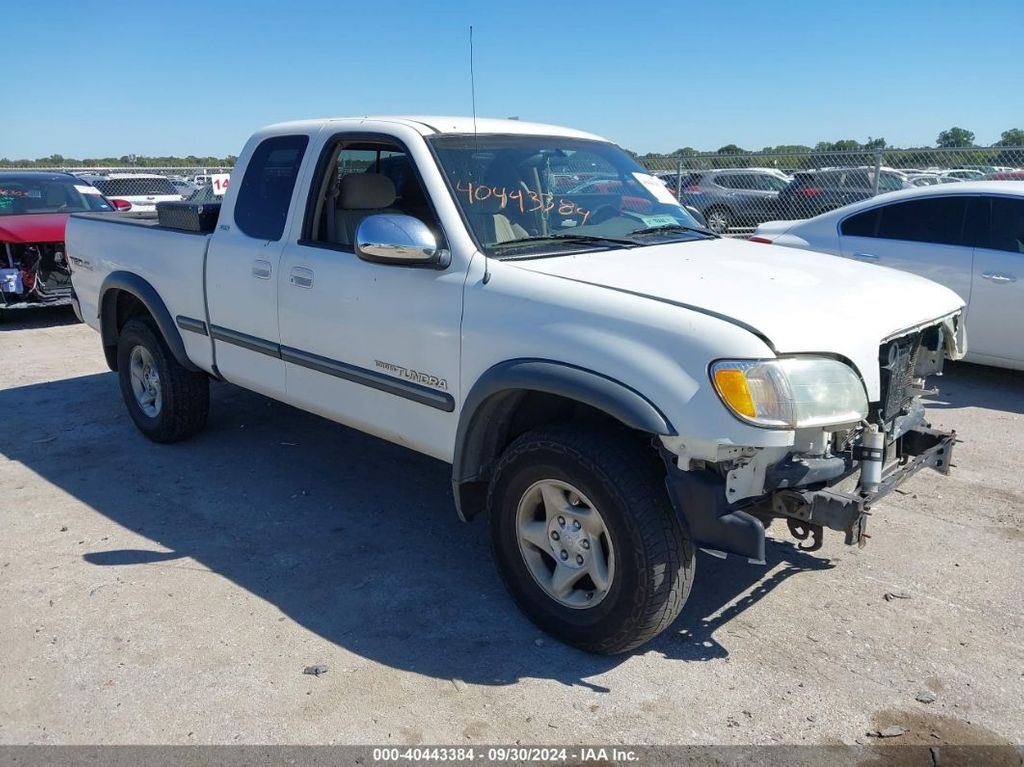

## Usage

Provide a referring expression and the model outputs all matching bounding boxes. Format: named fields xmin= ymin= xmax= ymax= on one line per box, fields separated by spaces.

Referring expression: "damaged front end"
xmin=661 ymin=315 xmax=962 ymax=563
xmin=1 ymin=241 xmax=74 ymax=310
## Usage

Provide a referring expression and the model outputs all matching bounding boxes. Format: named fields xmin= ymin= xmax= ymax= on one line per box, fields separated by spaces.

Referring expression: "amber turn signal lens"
xmin=713 ymin=368 xmax=757 ymax=419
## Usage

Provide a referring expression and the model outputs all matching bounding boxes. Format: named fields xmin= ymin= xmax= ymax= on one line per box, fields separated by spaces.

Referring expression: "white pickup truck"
xmin=67 ymin=117 xmax=965 ymax=653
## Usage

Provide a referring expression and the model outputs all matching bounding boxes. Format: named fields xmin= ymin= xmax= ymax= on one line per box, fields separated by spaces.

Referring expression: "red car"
xmin=985 ymin=170 xmax=1024 ymax=181
xmin=0 ymin=171 xmax=118 ymax=319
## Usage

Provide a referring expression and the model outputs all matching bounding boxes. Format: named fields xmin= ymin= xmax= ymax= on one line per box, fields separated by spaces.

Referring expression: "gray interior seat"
xmin=331 ymin=174 xmax=398 ymax=247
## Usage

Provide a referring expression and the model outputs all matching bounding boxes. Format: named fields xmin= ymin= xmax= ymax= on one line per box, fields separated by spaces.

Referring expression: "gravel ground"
xmin=0 ymin=306 xmax=1022 ymax=748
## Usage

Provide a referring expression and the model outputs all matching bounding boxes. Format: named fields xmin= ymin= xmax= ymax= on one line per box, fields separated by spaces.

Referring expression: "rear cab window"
xmin=234 ymin=134 xmax=309 ymax=241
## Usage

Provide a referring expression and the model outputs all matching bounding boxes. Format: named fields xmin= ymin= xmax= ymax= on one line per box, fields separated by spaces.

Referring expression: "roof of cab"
xmin=260 ymin=116 xmax=607 ymax=142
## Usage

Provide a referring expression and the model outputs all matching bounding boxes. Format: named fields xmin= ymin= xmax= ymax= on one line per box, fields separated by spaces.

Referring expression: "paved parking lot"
xmin=1 ymin=308 xmax=1022 ymax=747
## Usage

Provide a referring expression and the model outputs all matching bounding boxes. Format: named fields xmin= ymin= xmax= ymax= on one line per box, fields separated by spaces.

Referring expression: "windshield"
xmin=93 ymin=177 xmax=179 ymax=197
xmin=428 ymin=134 xmax=707 ymax=257
xmin=0 ymin=175 xmax=113 ymax=216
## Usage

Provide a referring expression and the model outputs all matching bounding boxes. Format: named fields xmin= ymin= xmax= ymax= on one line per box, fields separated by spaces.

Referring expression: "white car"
xmin=905 ymin=173 xmax=941 ymax=187
xmin=940 ymin=169 xmax=985 ymax=182
xmin=91 ymin=173 xmax=182 ymax=216
xmin=754 ymin=181 xmax=1024 ymax=369
xmin=66 ymin=116 xmax=964 ymax=653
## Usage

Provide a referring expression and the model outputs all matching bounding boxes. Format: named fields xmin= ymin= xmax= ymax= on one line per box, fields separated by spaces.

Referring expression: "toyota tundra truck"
xmin=66 ymin=117 xmax=965 ymax=653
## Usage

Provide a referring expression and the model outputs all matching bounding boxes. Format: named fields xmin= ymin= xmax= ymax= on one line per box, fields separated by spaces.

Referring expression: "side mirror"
xmin=355 ymin=214 xmax=447 ymax=267
xmin=110 ymin=198 xmax=133 ymax=212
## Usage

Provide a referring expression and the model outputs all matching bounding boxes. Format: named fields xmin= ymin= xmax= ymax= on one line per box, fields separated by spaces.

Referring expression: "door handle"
xmin=252 ymin=260 xmax=272 ymax=279
xmin=289 ymin=267 xmax=314 ymax=289
xmin=854 ymin=252 xmax=880 ymax=260
xmin=981 ymin=272 xmax=1016 ymax=284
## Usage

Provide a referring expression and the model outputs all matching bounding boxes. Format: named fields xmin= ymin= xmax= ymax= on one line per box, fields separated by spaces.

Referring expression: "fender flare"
xmin=451 ymin=359 xmax=675 ymax=519
xmin=99 ymin=271 xmax=200 ymax=373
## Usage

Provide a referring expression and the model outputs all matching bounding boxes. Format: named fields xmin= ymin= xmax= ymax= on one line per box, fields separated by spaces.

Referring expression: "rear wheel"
xmin=488 ymin=424 xmax=695 ymax=654
xmin=116 ymin=317 xmax=209 ymax=443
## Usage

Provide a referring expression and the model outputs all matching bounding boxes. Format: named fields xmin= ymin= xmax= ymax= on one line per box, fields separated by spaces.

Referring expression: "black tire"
xmin=116 ymin=317 xmax=209 ymax=443
xmin=488 ymin=424 xmax=695 ymax=654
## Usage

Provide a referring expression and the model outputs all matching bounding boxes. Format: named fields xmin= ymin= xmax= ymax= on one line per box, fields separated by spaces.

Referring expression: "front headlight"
xmin=711 ymin=356 xmax=868 ymax=429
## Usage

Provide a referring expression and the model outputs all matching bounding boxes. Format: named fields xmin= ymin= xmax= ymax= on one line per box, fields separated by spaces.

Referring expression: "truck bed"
xmin=66 ymin=211 xmax=216 ymax=373
xmin=74 ymin=199 xmax=220 ymax=234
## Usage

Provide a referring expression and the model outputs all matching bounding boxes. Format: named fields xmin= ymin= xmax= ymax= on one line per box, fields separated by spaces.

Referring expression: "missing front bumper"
xmin=768 ymin=426 xmax=956 ymax=547
xmin=662 ymin=425 xmax=956 ymax=562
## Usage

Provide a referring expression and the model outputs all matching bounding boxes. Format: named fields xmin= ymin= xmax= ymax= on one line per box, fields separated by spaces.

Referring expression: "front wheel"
xmin=116 ymin=317 xmax=209 ymax=443
xmin=488 ymin=425 xmax=695 ymax=654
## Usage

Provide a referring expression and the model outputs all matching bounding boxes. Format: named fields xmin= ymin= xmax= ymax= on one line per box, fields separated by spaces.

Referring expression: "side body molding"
xmin=451 ymin=358 xmax=676 ymax=520
xmin=99 ymin=271 xmax=201 ymax=373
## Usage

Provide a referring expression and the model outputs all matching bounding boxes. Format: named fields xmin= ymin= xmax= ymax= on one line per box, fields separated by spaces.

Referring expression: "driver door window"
xmin=312 ymin=144 xmax=438 ymax=250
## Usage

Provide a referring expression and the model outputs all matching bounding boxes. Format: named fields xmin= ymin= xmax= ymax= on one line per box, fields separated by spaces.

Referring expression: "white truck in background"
xmin=66 ymin=117 xmax=965 ymax=653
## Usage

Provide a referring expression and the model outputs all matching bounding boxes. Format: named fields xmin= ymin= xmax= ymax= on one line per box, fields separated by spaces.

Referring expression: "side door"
xmin=277 ymin=133 xmax=465 ymax=461
xmin=965 ymin=195 xmax=1024 ymax=363
xmin=837 ymin=195 xmax=974 ymax=305
xmin=204 ymin=133 xmax=310 ymax=398
xmin=733 ymin=173 xmax=781 ymax=224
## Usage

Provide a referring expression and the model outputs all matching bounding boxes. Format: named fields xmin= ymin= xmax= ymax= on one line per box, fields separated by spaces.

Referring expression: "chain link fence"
xmin=639 ymin=146 xmax=1024 ymax=236
xmin=6 ymin=148 xmax=1024 ymax=231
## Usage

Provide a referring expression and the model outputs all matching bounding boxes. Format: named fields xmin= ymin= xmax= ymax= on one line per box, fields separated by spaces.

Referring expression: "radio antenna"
xmin=469 ymin=24 xmax=490 ymax=286
xmin=469 ymin=25 xmax=478 ymax=138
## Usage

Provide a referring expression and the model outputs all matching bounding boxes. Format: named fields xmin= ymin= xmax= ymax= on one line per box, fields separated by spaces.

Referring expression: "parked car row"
xmin=653 ymin=165 xmax=1024 ymax=232
xmin=0 ymin=168 xmax=229 ymax=317
xmin=77 ymin=173 xmax=183 ymax=216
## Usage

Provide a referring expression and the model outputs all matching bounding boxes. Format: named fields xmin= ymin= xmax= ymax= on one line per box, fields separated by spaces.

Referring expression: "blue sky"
xmin=4 ymin=0 xmax=1021 ymax=158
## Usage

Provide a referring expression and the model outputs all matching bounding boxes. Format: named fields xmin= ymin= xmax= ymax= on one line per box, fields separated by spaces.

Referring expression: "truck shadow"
xmin=0 ymin=304 xmax=79 ymax=330
xmin=4 ymin=372 xmax=832 ymax=687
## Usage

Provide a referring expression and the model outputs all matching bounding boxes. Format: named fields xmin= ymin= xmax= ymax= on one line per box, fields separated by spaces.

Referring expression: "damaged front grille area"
xmin=878 ymin=331 xmax=923 ymax=421
xmin=1 ymin=241 xmax=73 ymax=307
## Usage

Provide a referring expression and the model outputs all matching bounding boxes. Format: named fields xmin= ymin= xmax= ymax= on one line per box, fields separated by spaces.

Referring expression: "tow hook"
xmin=786 ymin=518 xmax=823 ymax=551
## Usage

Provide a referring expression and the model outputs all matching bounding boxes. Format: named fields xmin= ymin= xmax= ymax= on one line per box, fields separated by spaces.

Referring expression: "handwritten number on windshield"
xmin=455 ymin=182 xmax=592 ymax=225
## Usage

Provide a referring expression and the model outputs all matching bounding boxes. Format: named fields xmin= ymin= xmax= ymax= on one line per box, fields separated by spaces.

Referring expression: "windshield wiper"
xmin=628 ymin=223 xmax=719 ymax=238
xmin=491 ymin=233 xmax=641 ymax=251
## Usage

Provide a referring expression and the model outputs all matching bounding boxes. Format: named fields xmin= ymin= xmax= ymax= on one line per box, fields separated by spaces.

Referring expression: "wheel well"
xmin=100 ymin=289 xmax=155 ymax=370
xmin=454 ymin=389 xmax=653 ymax=520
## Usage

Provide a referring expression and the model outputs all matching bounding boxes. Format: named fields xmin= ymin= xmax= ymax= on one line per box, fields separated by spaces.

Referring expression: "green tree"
xmin=762 ymin=144 xmax=812 ymax=154
xmin=936 ymin=127 xmax=975 ymax=148
xmin=996 ymin=128 xmax=1024 ymax=146
xmin=994 ymin=129 xmax=1024 ymax=166
xmin=814 ymin=139 xmax=862 ymax=152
